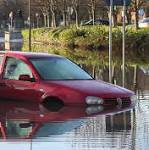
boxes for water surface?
[0,42,149,150]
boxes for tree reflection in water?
[0,100,134,140]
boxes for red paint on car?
[0,51,136,106]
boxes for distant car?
[0,51,136,106]
[139,18,149,28]
[81,19,109,26]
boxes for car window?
[3,57,33,80]
[0,55,4,65]
[0,54,4,72]
[30,57,92,80]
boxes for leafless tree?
[61,0,67,26]
[35,0,58,28]
[34,0,49,27]
[88,0,96,25]
[131,0,148,29]
[40,0,50,27]
[57,0,70,26]
[49,0,58,28]
[141,0,149,17]
[72,0,80,27]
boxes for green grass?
[22,26,149,65]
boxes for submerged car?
[0,51,136,106]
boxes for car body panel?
[4,79,43,101]
[40,80,133,105]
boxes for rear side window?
[0,54,4,72]
[0,55,4,65]
[3,57,33,80]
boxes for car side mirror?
[19,74,34,82]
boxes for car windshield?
[30,57,92,80]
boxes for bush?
[59,28,78,41]
[22,25,149,54]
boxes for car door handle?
[0,82,6,87]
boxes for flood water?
[0,42,149,149]
[0,94,149,150]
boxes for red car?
[0,51,137,106]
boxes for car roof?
[0,51,63,59]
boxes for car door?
[0,53,8,98]
[2,56,43,102]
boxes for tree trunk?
[113,7,118,27]
[145,7,149,17]
[135,9,139,29]
[134,0,139,30]
[63,0,67,26]
[91,0,96,25]
[113,13,117,27]
[126,8,131,24]
[75,9,79,28]
[51,13,56,28]
[92,7,95,25]
[47,14,50,27]
[63,11,67,26]
[44,15,47,27]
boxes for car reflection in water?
[0,99,135,140]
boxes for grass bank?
[22,25,149,58]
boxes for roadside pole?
[29,0,31,51]
[109,0,113,83]
[106,0,131,85]
[122,0,126,87]
[9,12,13,31]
